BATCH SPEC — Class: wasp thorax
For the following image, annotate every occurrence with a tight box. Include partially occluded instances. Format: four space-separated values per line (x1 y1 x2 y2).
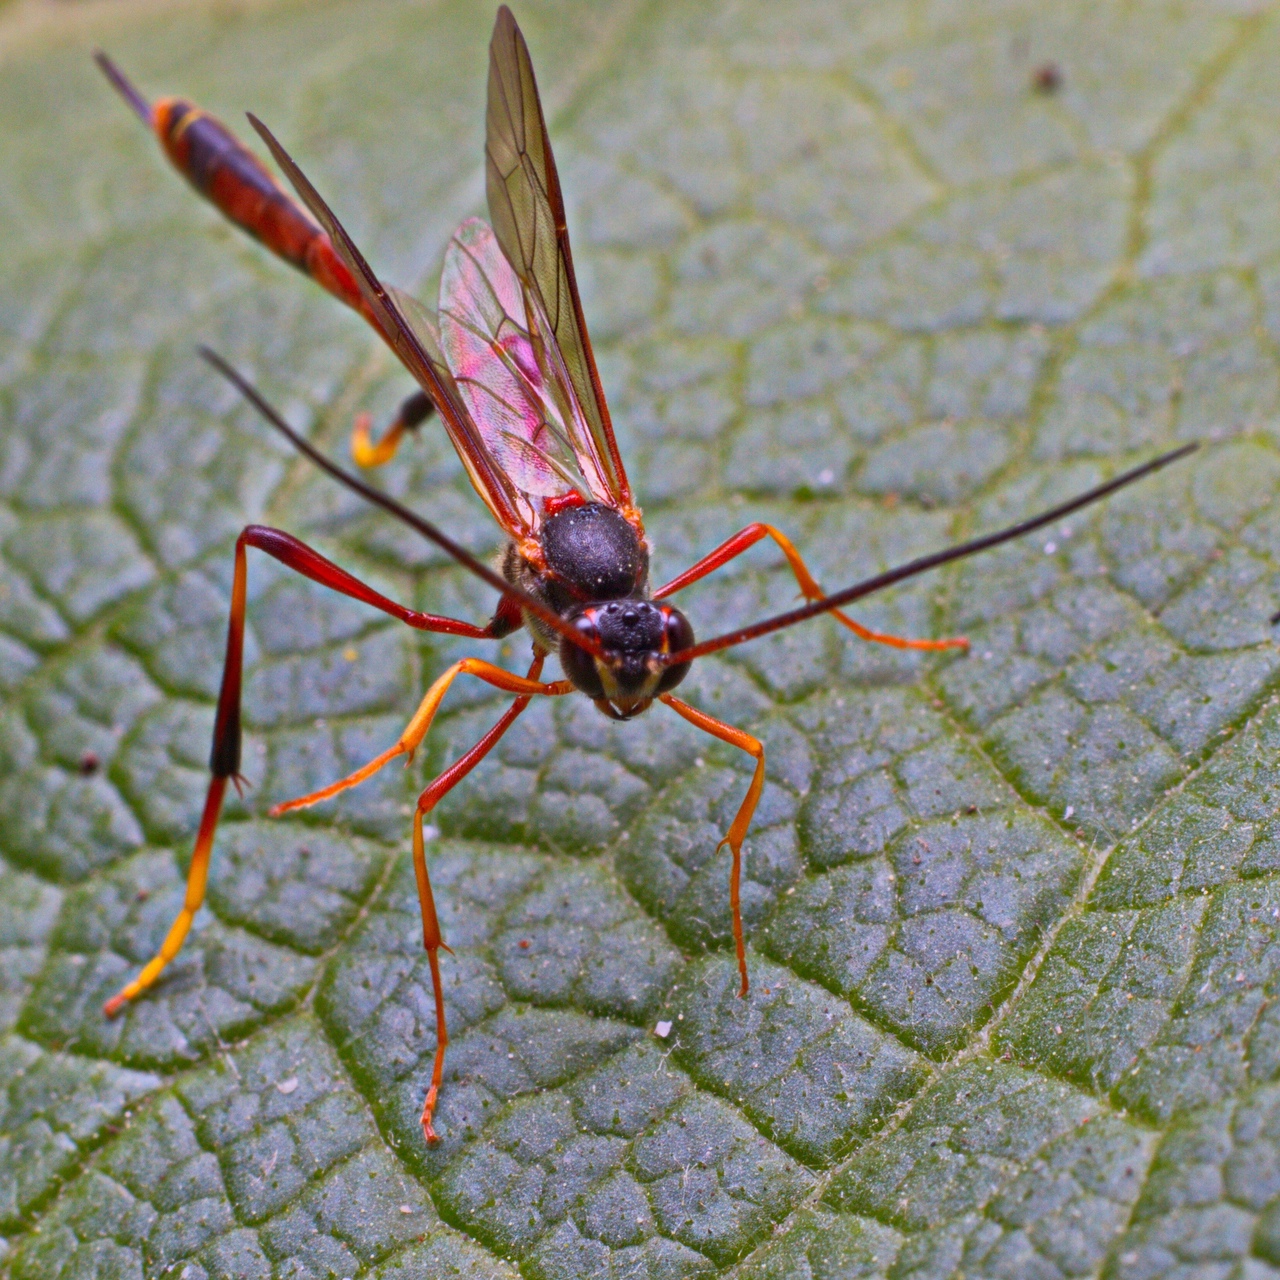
539 503 648 606
560 600 694 719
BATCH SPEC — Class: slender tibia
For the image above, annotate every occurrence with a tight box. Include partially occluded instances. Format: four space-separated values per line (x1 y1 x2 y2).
410 653 546 1144
416 654 545 818
102 524 509 1019
273 656 570 816
659 695 765 998
104 776 226 1015
413 808 447 1143
352 390 435 468
654 523 968 652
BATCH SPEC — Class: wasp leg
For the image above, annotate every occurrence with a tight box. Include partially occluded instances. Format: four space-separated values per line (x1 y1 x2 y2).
659 694 765 999
103 774 225 1016
654 522 968 652
103 525 513 1019
409 652 547 1144
351 389 435 468
272 656 570 816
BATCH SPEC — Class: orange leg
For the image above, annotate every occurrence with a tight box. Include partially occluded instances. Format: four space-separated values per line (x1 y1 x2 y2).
660 694 765 998
654 522 968 652
103 776 226 1015
410 653 547 1144
271 656 570 816
351 390 434 468
103 525 517 1019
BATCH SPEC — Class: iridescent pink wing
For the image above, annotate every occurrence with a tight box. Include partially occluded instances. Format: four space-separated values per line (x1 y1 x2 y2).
385 280 540 532
439 217 617 516
484 6 637 519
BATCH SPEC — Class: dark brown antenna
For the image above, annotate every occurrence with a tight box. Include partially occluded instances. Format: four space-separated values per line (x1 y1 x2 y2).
669 442 1198 664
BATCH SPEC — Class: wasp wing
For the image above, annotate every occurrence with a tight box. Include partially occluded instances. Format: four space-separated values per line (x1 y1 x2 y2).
385 282 547 534
248 114 533 541
485 6 635 516
440 216 623 518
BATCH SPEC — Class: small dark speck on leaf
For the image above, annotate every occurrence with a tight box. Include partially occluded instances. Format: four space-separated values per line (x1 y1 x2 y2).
519 939 530 949
1032 62 1062 93
136 888 149 903
78 751 100 776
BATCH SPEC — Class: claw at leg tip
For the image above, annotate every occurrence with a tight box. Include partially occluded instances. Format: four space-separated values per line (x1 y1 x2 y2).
421 1088 441 1144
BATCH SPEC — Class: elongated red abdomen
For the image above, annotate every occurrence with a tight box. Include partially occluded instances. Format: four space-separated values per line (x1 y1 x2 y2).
152 97 370 321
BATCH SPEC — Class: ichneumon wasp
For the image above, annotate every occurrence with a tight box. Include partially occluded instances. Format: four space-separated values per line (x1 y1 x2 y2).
96 7 1195 1142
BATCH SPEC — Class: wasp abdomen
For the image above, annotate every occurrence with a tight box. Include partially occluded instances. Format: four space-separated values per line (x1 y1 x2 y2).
152 98 367 318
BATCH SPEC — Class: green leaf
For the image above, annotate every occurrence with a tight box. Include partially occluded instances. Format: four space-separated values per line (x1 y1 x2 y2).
2 1 1279 1276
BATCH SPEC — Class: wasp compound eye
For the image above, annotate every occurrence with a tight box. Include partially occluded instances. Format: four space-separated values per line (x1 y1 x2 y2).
560 611 605 699
657 606 695 694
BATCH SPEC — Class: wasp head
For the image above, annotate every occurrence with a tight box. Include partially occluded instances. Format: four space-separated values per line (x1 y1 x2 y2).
559 599 693 719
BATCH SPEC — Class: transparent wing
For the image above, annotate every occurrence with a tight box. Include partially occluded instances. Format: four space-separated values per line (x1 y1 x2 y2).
385 282 541 533
485 6 636 515
439 217 619 513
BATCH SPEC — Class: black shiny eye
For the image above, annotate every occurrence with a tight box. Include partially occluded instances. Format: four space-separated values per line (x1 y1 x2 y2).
664 607 694 653
560 612 604 699
657 606 695 694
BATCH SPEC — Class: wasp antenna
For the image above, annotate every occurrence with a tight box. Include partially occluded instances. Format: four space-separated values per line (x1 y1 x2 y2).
671 442 1199 664
198 347 602 658
94 51 153 125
